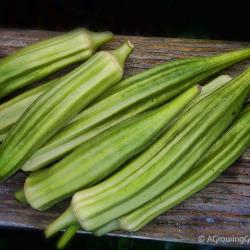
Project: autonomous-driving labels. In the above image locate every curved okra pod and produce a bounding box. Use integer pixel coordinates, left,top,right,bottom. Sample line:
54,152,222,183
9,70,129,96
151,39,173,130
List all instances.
0,41,133,181
22,46,250,171
0,29,113,99
24,86,200,211
0,56,202,144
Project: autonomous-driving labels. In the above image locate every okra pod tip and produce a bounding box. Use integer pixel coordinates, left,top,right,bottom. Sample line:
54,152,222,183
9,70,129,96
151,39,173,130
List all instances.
111,40,134,69
86,29,114,52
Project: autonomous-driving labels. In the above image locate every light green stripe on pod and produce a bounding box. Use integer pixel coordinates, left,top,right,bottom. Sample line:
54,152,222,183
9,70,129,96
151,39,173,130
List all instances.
70,69,250,231
119,105,250,232
0,29,113,99
0,41,133,181
0,78,59,141
21,47,250,171
24,85,200,211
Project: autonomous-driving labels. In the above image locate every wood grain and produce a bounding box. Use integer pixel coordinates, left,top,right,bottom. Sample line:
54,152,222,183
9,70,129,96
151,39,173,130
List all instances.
0,28,250,247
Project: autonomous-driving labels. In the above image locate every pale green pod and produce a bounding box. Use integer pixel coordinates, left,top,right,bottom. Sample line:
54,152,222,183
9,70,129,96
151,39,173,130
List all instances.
0,29,113,99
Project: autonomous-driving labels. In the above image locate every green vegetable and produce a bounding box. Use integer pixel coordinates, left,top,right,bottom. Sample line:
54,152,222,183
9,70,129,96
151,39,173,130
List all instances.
0,41,133,181
24,86,200,211
0,56,198,145
116,105,250,233
0,29,113,99
0,79,59,142
68,68,250,232
22,47,250,171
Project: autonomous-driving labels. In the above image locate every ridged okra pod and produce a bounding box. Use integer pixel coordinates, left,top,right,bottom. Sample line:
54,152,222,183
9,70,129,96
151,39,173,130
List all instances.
0,56,199,145
0,29,113,99
117,105,250,232
0,78,59,142
21,47,250,171
69,69,250,231
0,41,133,181
24,86,200,210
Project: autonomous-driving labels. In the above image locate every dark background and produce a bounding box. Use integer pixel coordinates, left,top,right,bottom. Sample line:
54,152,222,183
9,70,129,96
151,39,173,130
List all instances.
0,0,249,41
0,0,250,249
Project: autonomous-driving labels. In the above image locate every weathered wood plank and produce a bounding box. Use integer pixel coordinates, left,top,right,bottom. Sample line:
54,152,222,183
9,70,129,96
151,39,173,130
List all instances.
0,28,250,246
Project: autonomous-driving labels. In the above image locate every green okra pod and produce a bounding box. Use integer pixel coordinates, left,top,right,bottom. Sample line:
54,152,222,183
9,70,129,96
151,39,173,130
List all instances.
0,29,113,99
69,69,250,231
21,47,250,171
0,56,199,145
24,86,200,211
0,41,133,181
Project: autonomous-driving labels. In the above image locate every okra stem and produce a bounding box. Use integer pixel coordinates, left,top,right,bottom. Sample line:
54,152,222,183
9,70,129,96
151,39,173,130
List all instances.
56,225,80,249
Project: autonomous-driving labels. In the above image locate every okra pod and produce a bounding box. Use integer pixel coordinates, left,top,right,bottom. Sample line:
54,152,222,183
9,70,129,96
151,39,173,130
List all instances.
70,69,250,231
0,41,133,181
0,56,199,144
22,47,250,171
0,29,113,99
24,86,200,210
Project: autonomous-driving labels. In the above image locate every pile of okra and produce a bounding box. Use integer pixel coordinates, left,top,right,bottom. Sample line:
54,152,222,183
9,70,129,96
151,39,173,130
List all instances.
0,28,249,248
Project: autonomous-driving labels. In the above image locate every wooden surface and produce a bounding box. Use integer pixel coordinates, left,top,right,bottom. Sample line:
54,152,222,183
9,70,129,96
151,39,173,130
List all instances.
0,28,250,246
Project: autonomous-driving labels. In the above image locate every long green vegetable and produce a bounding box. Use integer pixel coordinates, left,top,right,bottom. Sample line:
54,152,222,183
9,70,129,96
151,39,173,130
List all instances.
24,86,200,211
0,79,59,142
115,105,250,233
56,68,250,233
0,56,199,145
0,41,133,181
21,47,250,172
0,29,113,99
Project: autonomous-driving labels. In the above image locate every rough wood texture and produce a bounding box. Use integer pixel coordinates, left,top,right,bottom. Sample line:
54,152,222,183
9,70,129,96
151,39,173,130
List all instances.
0,29,250,246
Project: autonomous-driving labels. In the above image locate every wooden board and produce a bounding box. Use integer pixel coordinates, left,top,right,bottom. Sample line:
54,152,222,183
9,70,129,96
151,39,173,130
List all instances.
0,28,250,247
